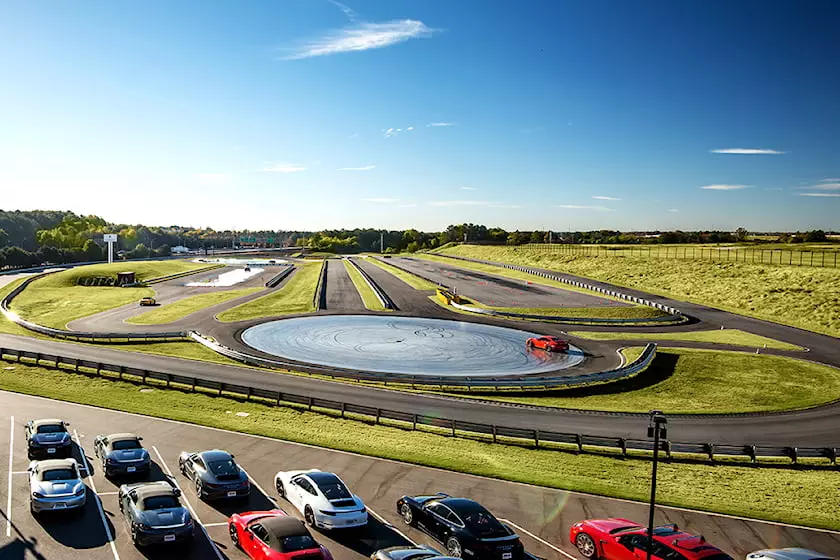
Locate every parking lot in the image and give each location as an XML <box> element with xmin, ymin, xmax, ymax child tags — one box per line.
<box><xmin>2</xmin><ymin>390</ymin><xmax>838</xmax><ymax>559</ymax></box>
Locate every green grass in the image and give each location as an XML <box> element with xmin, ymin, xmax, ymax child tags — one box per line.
<box><xmin>479</xmin><ymin>304</ymin><xmax>665</xmax><ymax>319</ymax></box>
<box><xmin>217</xmin><ymin>262</ymin><xmax>322</xmax><ymax>321</ymax></box>
<box><xmin>39</xmin><ymin>260</ymin><xmax>208</xmax><ymax>287</ymax></box>
<box><xmin>459</xmin><ymin>347</ymin><xmax>840</xmax><ymax>414</ymax></box>
<box><xmin>366</xmin><ymin>257</ymin><xmax>439</xmax><ymax>290</ymax></box>
<box><xmin>343</xmin><ymin>260</ymin><xmax>389</xmax><ymax>311</ymax></box>
<box><xmin>0</xmin><ymin>360</ymin><xmax>837</xmax><ymax>531</ymax></box>
<box><xmin>570</xmin><ymin>329</ymin><xmax>803</xmax><ymax>350</ymax></box>
<box><xmin>436</xmin><ymin>245</ymin><xmax>840</xmax><ymax>337</ymax></box>
<box><xmin>126</xmin><ymin>287</ymin><xmax>265</xmax><ymax>325</ymax></box>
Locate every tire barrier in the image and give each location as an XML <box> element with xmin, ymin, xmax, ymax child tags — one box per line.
<box><xmin>265</xmin><ymin>265</ymin><xmax>295</xmax><ymax>288</ymax></box>
<box><xmin>1</xmin><ymin>344</ymin><xmax>835</xmax><ymax>467</ymax></box>
<box><xmin>431</xmin><ymin>254</ymin><xmax>687</xmax><ymax>324</ymax></box>
<box><xmin>190</xmin><ymin>331</ymin><xmax>657</xmax><ymax>389</ymax></box>
<box><xmin>314</xmin><ymin>259</ymin><xmax>328</xmax><ymax>311</ymax></box>
<box><xmin>347</xmin><ymin>258</ymin><xmax>396</xmax><ymax>310</ymax></box>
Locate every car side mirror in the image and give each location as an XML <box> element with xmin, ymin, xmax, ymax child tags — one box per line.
<box><xmin>230</xmin><ymin>454</ymin><xmax>235</xmax><ymax>459</ymax></box>
<box><xmin>63</xmin><ymin>422</ymin><xmax>70</xmax><ymax>426</ymax></box>
<box><xmin>138</xmin><ymin>437</ymin><xmax>143</xmax><ymax>441</ymax></box>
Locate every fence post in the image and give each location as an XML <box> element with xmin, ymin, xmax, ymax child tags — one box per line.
<box><xmin>341</xmin><ymin>402</ymin><xmax>346</xmax><ymax>418</ymax></box>
<box><xmin>704</xmin><ymin>443</ymin><xmax>715</xmax><ymax>462</ymax></box>
<box><xmin>246</xmin><ymin>387</ymin><xmax>252</xmax><ymax>401</ymax></box>
<box><xmin>575</xmin><ymin>434</ymin><xmax>583</xmax><ymax>453</ymax></box>
<box><xmin>308</xmin><ymin>396</ymin><xmax>313</xmax><ymax>410</ymax></box>
<box><xmin>376</xmin><ymin>409</ymin><xmax>381</xmax><ymax>424</ymax></box>
<box><xmin>35</xmin><ymin>353</ymin><xmax>41</xmax><ymax>366</ymax></box>
<box><xmin>166</xmin><ymin>374</ymin><xmax>171</xmax><ymax>388</ymax></box>
<box><xmin>534</xmin><ymin>429</ymin><xmax>540</xmax><ymax>448</ymax></box>
<box><xmin>96</xmin><ymin>363</ymin><xmax>102</xmax><ymax>376</ymax></box>
<box><xmin>119</xmin><ymin>366</ymin><xmax>124</xmax><ymax>380</ymax></box>
<box><xmin>492</xmin><ymin>425</ymin><xmax>497</xmax><ymax>443</ymax></box>
<box><xmin>619</xmin><ymin>438</ymin><xmax>627</xmax><ymax>457</ymax></box>
<box><xmin>412</xmin><ymin>414</ymin><xmax>417</xmax><ymax>430</ymax></box>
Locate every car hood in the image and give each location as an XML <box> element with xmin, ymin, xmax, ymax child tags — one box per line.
<box><xmin>35</xmin><ymin>479</ymin><xmax>84</xmax><ymax>497</ymax></box>
<box><xmin>109</xmin><ymin>448</ymin><xmax>149</xmax><ymax>462</ymax></box>
<box><xmin>138</xmin><ymin>507</ymin><xmax>191</xmax><ymax>527</ymax></box>
<box><xmin>30</xmin><ymin>432</ymin><xmax>71</xmax><ymax>445</ymax></box>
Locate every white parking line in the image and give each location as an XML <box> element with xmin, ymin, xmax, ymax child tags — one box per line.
<box><xmin>367</xmin><ymin>506</ymin><xmax>417</xmax><ymax>546</ymax></box>
<box><xmin>6</xmin><ymin>415</ymin><xmax>13</xmax><ymax>537</ymax></box>
<box><xmin>500</xmin><ymin>518</ymin><xmax>577</xmax><ymax>560</ymax></box>
<box><xmin>203</xmin><ymin>522</ymin><xmax>228</xmax><ymax>528</ymax></box>
<box><xmin>74</xmin><ymin>430</ymin><xmax>121</xmax><ymax>560</ymax></box>
<box><xmin>152</xmin><ymin>445</ymin><xmax>225</xmax><ymax>560</ymax></box>
<box><xmin>10</xmin><ymin>471</ymin><xmax>27</xmax><ymax>475</ymax></box>
<box><xmin>97</xmin><ymin>491</ymin><xmax>119</xmax><ymax>496</ymax></box>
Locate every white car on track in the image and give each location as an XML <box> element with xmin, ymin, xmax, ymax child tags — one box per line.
<box><xmin>273</xmin><ymin>469</ymin><xmax>368</xmax><ymax>530</ymax></box>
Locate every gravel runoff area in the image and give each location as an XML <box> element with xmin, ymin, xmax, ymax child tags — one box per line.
<box><xmin>1</xmin><ymin>391</ymin><xmax>838</xmax><ymax>560</ymax></box>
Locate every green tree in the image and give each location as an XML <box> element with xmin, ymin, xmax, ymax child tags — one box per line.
<box><xmin>83</xmin><ymin>239</ymin><xmax>103</xmax><ymax>261</ymax></box>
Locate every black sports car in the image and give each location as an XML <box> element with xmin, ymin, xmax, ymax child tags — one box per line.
<box><xmin>118</xmin><ymin>481</ymin><xmax>195</xmax><ymax>547</ymax></box>
<box><xmin>93</xmin><ymin>433</ymin><xmax>151</xmax><ymax>478</ymax></box>
<box><xmin>371</xmin><ymin>545</ymin><xmax>458</xmax><ymax>560</ymax></box>
<box><xmin>396</xmin><ymin>494</ymin><xmax>524</xmax><ymax>559</ymax></box>
<box><xmin>178</xmin><ymin>449</ymin><xmax>250</xmax><ymax>501</ymax></box>
<box><xmin>25</xmin><ymin>419</ymin><xmax>73</xmax><ymax>459</ymax></box>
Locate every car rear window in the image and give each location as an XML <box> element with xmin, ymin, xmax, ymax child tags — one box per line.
<box><xmin>42</xmin><ymin>468</ymin><xmax>75</xmax><ymax>481</ymax></box>
<box><xmin>112</xmin><ymin>440</ymin><xmax>141</xmax><ymax>450</ymax></box>
<box><xmin>144</xmin><ymin>496</ymin><xmax>180</xmax><ymax>510</ymax></box>
<box><xmin>207</xmin><ymin>459</ymin><xmax>238</xmax><ymax>477</ymax></box>
<box><xmin>37</xmin><ymin>425</ymin><xmax>65</xmax><ymax>434</ymax></box>
<box><xmin>462</xmin><ymin>509</ymin><xmax>507</xmax><ymax>537</ymax></box>
<box><xmin>276</xmin><ymin>535</ymin><xmax>318</xmax><ymax>553</ymax></box>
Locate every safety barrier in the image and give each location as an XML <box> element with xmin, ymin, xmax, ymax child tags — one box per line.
<box><xmin>346</xmin><ymin>258</ymin><xmax>395</xmax><ymax>310</ymax></box>
<box><xmin>314</xmin><ymin>259</ymin><xmax>328</xmax><ymax>310</ymax></box>
<box><xmin>265</xmin><ymin>265</ymin><xmax>295</xmax><ymax>288</ymax></box>
<box><xmin>143</xmin><ymin>263</ymin><xmax>225</xmax><ymax>285</ymax></box>
<box><xmin>0</xmin><ymin>345</ymin><xmax>834</xmax><ymax>467</ymax></box>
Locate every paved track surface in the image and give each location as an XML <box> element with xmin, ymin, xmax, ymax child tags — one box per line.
<box><xmin>324</xmin><ymin>260</ymin><xmax>365</xmax><ymax>312</ymax></box>
<box><xmin>2</xmin><ymin>392</ymin><xmax>838</xmax><ymax>560</ymax></box>
<box><xmin>391</xmin><ymin>257</ymin><xmax>627</xmax><ymax>309</ymax></box>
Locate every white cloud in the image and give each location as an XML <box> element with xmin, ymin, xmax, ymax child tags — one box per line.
<box><xmin>285</xmin><ymin>20</ymin><xmax>435</xmax><ymax>60</ymax></box>
<box><xmin>327</xmin><ymin>0</ymin><xmax>358</xmax><ymax>22</ymax></box>
<box><xmin>592</xmin><ymin>195</ymin><xmax>621</xmax><ymax>201</ymax></box>
<box><xmin>667</xmin><ymin>208</ymin><xmax>679</xmax><ymax>213</ymax></box>
<box><xmin>428</xmin><ymin>200</ymin><xmax>491</xmax><ymax>207</ymax></box>
<box><xmin>383</xmin><ymin>126</ymin><xmax>414</xmax><ymax>138</ymax></box>
<box><xmin>193</xmin><ymin>173</ymin><xmax>232</xmax><ymax>184</ymax></box>
<box><xmin>555</xmin><ymin>204</ymin><xmax>615</xmax><ymax>211</ymax></box>
<box><xmin>361</xmin><ymin>197</ymin><xmax>399</xmax><ymax>203</ymax></box>
<box><xmin>709</xmin><ymin>148</ymin><xmax>785</xmax><ymax>155</ymax></box>
<box><xmin>406</xmin><ymin>126</ymin><xmax>414</xmax><ymax>131</ymax></box>
<box><xmin>700</xmin><ymin>184</ymin><xmax>751</xmax><ymax>191</ymax></box>
<box><xmin>459</xmin><ymin>186</ymin><xmax>476</xmax><ymax>191</ymax></box>
<box><xmin>347</xmin><ymin>133</ymin><xmax>359</xmax><ymax>139</ymax></box>
<box><xmin>799</xmin><ymin>193</ymin><xmax>840</xmax><ymax>198</ymax></box>
<box><xmin>822</xmin><ymin>177</ymin><xmax>840</xmax><ymax>182</ymax></box>
<box><xmin>803</xmin><ymin>182</ymin><xmax>840</xmax><ymax>190</ymax></box>
<box><xmin>488</xmin><ymin>204</ymin><xmax>522</xmax><ymax>209</ymax></box>
<box><xmin>261</xmin><ymin>163</ymin><xmax>306</xmax><ymax>173</ymax></box>
<box><xmin>338</xmin><ymin>165</ymin><xmax>376</xmax><ymax>171</ymax></box>
<box><xmin>428</xmin><ymin>122</ymin><xmax>455</xmax><ymax>127</ymax></box>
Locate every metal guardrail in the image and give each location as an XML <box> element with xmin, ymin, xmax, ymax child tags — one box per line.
<box><xmin>265</xmin><ymin>265</ymin><xmax>295</xmax><ymax>288</ymax></box>
<box><xmin>143</xmin><ymin>263</ymin><xmax>225</xmax><ymax>285</ymax></box>
<box><xmin>314</xmin><ymin>260</ymin><xmax>328</xmax><ymax>310</ymax></box>
<box><xmin>0</xmin><ymin>345</ymin><xmax>835</xmax><ymax>466</ymax></box>
<box><xmin>347</xmin><ymin>258</ymin><xmax>395</xmax><ymax>310</ymax></box>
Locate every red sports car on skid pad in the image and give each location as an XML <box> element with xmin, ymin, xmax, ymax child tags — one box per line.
<box><xmin>229</xmin><ymin>509</ymin><xmax>334</xmax><ymax>560</ymax></box>
<box><xmin>525</xmin><ymin>336</ymin><xmax>569</xmax><ymax>352</ymax></box>
<box><xmin>569</xmin><ymin>519</ymin><xmax>733</xmax><ymax>560</ymax></box>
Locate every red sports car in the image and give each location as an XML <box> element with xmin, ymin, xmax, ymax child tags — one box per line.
<box><xmin>526</xmin><ymin>336</ymin><xmax>569</xmax><ymax>352</ymax></box>
<box><xmin>569</xmin><ymin>519</ymin><xmax>733</xmax><ymax>560</ymax></box>
<box><xmin>229</xmin><ymin>509</ymin><xmax>334</xmax><ymax>560</ymax></box>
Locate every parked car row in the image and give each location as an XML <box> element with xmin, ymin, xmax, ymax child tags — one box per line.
<box><xmin>21</xmin><ymin>418</ymin><xmax>835</xmax><ymax>560</ymax></box>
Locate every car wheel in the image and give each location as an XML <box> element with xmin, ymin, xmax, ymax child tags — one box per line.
<box><xmin>229</xmin><ymin>523</ymin><xmax>239</xmax><ymax>547</ymax></box>
<box><xmin>446</xmin><ymin>537</ymin><xmax>463</xmax><ymax>558</ymax></box>
<box><xmin>276</xmin><ymin>479</ymin><xmax>286</xmax><ymax>498</ymax></box>
<box><xmin>29</xmin><ymin>502</ymin><xmax>37</xmax><ymax>517</ymax></box>
<box><xmin>304</xmin><ymin>506</ymin><xmax>316</xmax><ymax>528</ymax></box>
<box><xmin>575</xmin><ymin>532</ymin><xmax>597</xmax><ymax>559</ymax></box>
<box><xmin>399</xmin><ymin>503</ymin><xmax>414</xmax><ymax>525</ymax></box>
<box><xmin>195</xmin><ymin>479</ymin><xmax>204</xmax><ymax>499</ymax></box>
<box><xmin>131</xmin><ymin>523</ymin><xmax>141</xmax><ymax>546</ymax></box>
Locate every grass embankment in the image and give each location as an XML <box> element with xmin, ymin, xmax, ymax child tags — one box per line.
<box><xmin>8</xmin><ymin>261</ymin><xmax>209</xmax><ymax>329</ymax></box>
<box><xmin>460</xmin><ymin>347</ymin><xmax>840</xmax><ymax>414</ymax></box>
<box><xmin>126</xmin><ymin>287</ymin><xmax>265</xmax><ymax>325</ymax></box>
<box><xmin>343</xmin><ymin>260</ymin><xmax>389</xmax><ymax>311</ymax></box>
<box><xmin>435</xmin><ymin>245</ymin><xmax>840</xmax><ymax>337</ymax></box>
<box><xmin>0</xmin><ymin>361</ymin><xmax>836</xmax><ymax>531</ymax></box>
<box><xmin>570</xmin><ymin>329</ymin><xmax>803</xmax><ymax>350</ymax></box>
<box><xmin>217</xmin><ymin>262</ymin><xmax>322</xmax><ymax>321</ymax></box>
<box><xmin>477</xmin><ymin>304</ymin><xmax>665</xmax><ymax>319</ymax></box>
<box><xmin>366</xmin><ymin>257</ymin><xmax>439</xmax><ymax>290</ymax></box>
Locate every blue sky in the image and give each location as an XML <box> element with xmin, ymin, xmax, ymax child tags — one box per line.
<box><xmin>1</xmin><ymin>0</ymin><xmax>838</xmax><ymax>232</ymax></box>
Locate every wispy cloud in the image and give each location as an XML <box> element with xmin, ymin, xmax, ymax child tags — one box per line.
<box><xmin>489</xmin><ymin>204</ymin><xmax>522</xmax><ymax>209</ymax></box>
<box><xmin>822</xmin><ymin>177</ymin><xmax>840</xmax><ymax>182</ymax></box>
<box><xmin>800</xmin><ymin>182</ymin><xmax>840</xmax><ymax>191</ymax></box>
<box><xmin>428</xmin><ymin>122</ymin><xmax>455</xmax><ymax>127</ymax></box>
<box><xmin>709</xmin><ymin>148</ymin><xmax>785</xmax><ymax>155</ymax></box>
<box><xmin>592</xmin><ymin>195</ymin><xmax>621</xmax><ymax>201</ymax></box>
<box><xmin>555</xmin><ymin>204</ymin><xmax>615</xmax><ymax>211</ymax></box>
<box><xmin>362</xmin><ymin>197</ymin><xmax>399</xmax><ymax>203</ymax></box>
<box><xmin>285</xmin><ymin>20</ymin><xmax>435</xmax><ymax>60</ymax></box>
<box><xmin>700</xmin><ymin>184</ymin><xmax>751</xmax><ymax>191</ymax></box>
<box><xmin>428</xmin><ymin>200</ymin><xmax>491</xmax><ymax>207</ymax></box>
<box><xmin>327</xmin><ymin>0</ymin><xmax>358</xmax><ymax>22</ymax></box>
<box><xmin>261</xmin><ymin>163</ymin><xmax>306</xmax><ymax>173</ymax></box>
<box><xmin>667</xmin><ymin>208</ymin><xmax>679</xmax><ymax>213</ymax></box>
<box><xmin>459</xmin><ymin>186</ymin><xmax>476</xmax><ymax>191</ymax></box>
<box><xmin>799</xmin><ymin>192</ymin><xmax>840</xmax><ymax>198</ymax></box>
<box><xmin>383</xmin><ymin>126</ymin><xmax>415</xmax><ymax>138</ymax></box>
<box><xmin>338</xmin><ymin>165</ymin><xmax>376</xmax><ymax>171</ymax></box>
<box><xmin>193</xmin><ymin>173</ymin><xmax>232</xmax><ymax>184</ymax></box>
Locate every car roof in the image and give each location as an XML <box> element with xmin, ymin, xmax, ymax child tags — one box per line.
<box><xmin>34</xmin><ymin>458</ymin><xmax>77</xmax><ymax>471</ymax></box>
<box><xmin>307</xmin><ymin>471</ymin><xmax>342</xmax><ymax>486</ymax></box>
<box><xmin>106</xmin><ymin>433</ymin><xmax>140</xmax><ymax>443</ymax></box>
<box><xmin>260</xmin><ymin>515</ymin><xmax>310</xmax><ymax>538</ymax></box>
<box><xmin>438</xmin><ymin>497</ymin><xmax>484</xmax><ymax>513</ymax></box>
<box><xmin>31</xmin><ymin>418</ymin><xmax>65</xmax><ymax>428</ymax></box>
<box><xmin>131</xmin><ymin>483</ymin><xmax>179</xmax><ymax>501</ymax></box>
<box><xmin>199</xmin><ymin>449</ymin><xmax>233</xmax><ymax>462</ymax></box>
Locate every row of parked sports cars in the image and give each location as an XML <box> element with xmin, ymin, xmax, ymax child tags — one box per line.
<box><xmin>24</xmin><ymin>418</ymin><xmax>834</xmax><ymax>560</ymax></box>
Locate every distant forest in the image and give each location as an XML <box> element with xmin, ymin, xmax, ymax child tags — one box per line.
<box><xmin>0</xmin><ymin>209</ymin><xmax>833</xmax><ymax>269</ymax></box>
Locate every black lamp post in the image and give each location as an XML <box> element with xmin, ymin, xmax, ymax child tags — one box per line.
<box><xmin>646</xmin><ymin>410</ymin><xmax>667</xmax><ymax>560</ymax></box>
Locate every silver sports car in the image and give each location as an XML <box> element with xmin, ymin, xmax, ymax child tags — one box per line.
<box><xmin>28</xmin><ymin>458</ymin><xmax>87</xmax><ymax>514</ymax></box>
<box><xmin>747</xmin><ymin>549</ymin><xmax>836</xmax><ymax>560</ymax></box>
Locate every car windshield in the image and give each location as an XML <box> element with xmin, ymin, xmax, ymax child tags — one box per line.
<box><xmin>275</xmin><ymin>535</ymin><xmax>318</xmax><ymax>553</ymax></box>
<box><xmin>462</xmin><ymin>508</ymin><xmax>506</xmax><ymax>536</ymax></box>
<box><xmin>42</xmin><ymin>468</ymin><xmax>75</xmax><ymax>481</ymax></box>
<box><xmin>112</xmin><ymin>440</ymin><xmax>141</xmax><ymax>450</ymax></box>
<box><xmin>207</xmin><ymin>459</ymin><xmax>238</xmax><ymax>476</ymax></box>
<box><xmin>37</xmin><ymin>425</ymin><xmax>65</xmax><ymax>434</ymax></box>
<box><xmin>144</xmin><ymin>496</ymin><xmax>180</xmax><ymax>510</ymax></box>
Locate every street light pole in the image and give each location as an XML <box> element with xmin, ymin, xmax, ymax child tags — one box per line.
<box><xmin>646</xmin><ymin>410</ymin><xmax>667</xmax><ymax>560</ymax></box>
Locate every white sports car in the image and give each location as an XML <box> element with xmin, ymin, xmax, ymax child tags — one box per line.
<box><xmin>273</xmin><ymin>469</ymin><xmax>368</xmax><ymax>530</ymax></box>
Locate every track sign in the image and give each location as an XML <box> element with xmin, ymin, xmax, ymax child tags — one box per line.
<box><xmin>103</xmin><ymin>234</ymin><xmax>118</xmax><ymax>242</ymax></box>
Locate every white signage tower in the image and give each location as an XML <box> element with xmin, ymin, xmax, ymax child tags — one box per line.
<box><xmin>103</xmin><ymin>234</ymin><xmax>118</xmax><ymax>264</ymax></box>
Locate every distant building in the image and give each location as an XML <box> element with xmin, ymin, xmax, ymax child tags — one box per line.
<box><xmin>172</xmin><ymin>245</ymin><xmax>190</xmax><ymax>254</ymax></box>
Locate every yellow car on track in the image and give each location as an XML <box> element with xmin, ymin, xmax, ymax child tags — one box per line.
<box><xmin>139</xmin><ymin>297</ymin><xmax>156</xmax><ymax>306</ymax></box>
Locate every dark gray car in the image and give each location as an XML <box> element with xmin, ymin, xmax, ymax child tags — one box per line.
<box><xmin>178</xmin><ymin>449</ymin><xmax>250</xmax><ymax>501</ymax></box>
<box><xmin>93</xmin><ymin>433</ymin><xmax>151</xmax><ymax>478</ymax></box>
<box><xmin>25</xmin><ymin>418</ymin><xmax>73</xmax><ymax>459</ymax></box>
<box><xmin>371</xmin><ymin>545</ymin><xmax>457</xmax><ymax>560</ymax></box>
<box><xmin>118</xmin><ymin>481</ymin><xmax>195</xmax><ymax>547</ymax></box>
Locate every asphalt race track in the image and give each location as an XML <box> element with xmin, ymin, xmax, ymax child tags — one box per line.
<box><xmin>240</xmin><ymin>315</ymin><xmax>585</xmax><ymax>376</ymax></box>
<box><xmin>324</xmin><ymin>260</ymin><xmax>365</xmax><ymax>312</ymax></box>
<box><xmin>2</xmin><ymin>392</ymin><xmax>838</xmax><ymax>560</ymax></box>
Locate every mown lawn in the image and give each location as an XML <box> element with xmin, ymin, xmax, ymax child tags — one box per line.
<box><xmin>217</xmin><ymin>262</ymin><xmax>322</xmax><ymax>321</ymax></box>
<box><xmin>435</xmin><ymin>245</ymin><xmax>840</xmax><ymax>337</ymax></box>
<box><xmin>126</xmin><ymin>287</ymin><xmax>264</xmax><ymax>325</ymax></box>
<box><xmin>344</xmin><ymin>260</ymin><xmax>389</xmax><ymax>311</ymax></box>
<box><xmin>569</xmin><ymin>329</ymin><xmax>802</xmax><ymax>350</ymax></box>
<box><xmin>366</xmin><ymin>257</ymin><xmax>439</xmax><ymax>290</ymax></box>
<box><xmin>0</xmin><ymin>360</ymin><xmax>837</xmax><ymax>531</ymax></box>
<box><xmin>460</xmin><ymin>347</ymin><xmax>840</xmax><ymax>414</ymax></box>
